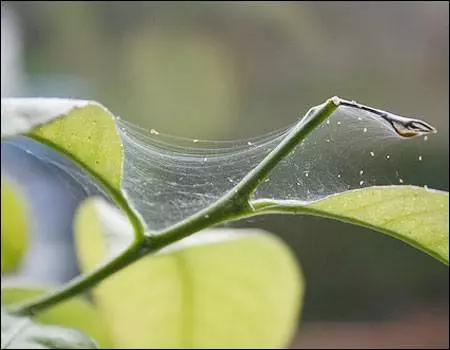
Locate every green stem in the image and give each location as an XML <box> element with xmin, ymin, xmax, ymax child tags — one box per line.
<box><xmin>9</xmin><ymin>243</ymin><xmax>145</xmax><ymax>316</ymax></box>
<box><xmin>9</xmin><ymin>97</ymin><xmax>339</xmax><ymax>317</ymax></box>
<box><xmin>149</xmin><ymin>96</ymin><xmax>339</xmax><ymax>246</ymax></box>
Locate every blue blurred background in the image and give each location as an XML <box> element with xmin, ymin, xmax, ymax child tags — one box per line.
<box><xmin>1</xmin><ymin>2</ymin><xmax>448</xmax><ymax>348</ymax></box>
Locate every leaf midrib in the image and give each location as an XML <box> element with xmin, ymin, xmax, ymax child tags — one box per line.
<box><xmin>1</xmin><ymin>315</ymin><xmax>31</xmax><ymax>348</ymax></box>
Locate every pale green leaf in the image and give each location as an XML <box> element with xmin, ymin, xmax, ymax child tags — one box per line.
<box><xmin>1</xmin><ymin>308</ymin><xmax>98</xmax><ymax>349</ymax></box>
<box><xmin>1</xmin><ymin>98</ymin><xmax>123</xmax><ymax>192</ymax></box>
<box><xmin>1</xmin><ymin>179</ymin><xmax>29</xmax><ymax>273</ymax></box>
<box><xmin>74</xmin><ymin>198</ymin><xmax>303</xmax><ymax>349</ymax></box>
<box><xmin>1</xmin><ymin>288</ymin><xmax>113</xmax><ymax>349</ymax></box>
<box><xmin>252</xmin><ymin>186</ymin><xmax>449</xmax><ymax>264</ymax></box>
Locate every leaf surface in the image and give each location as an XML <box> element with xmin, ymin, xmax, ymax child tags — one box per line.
<box><xmin>75</xmin><ymin>198</ymin><xmax>303</xmax><ymax>349</ymax></box>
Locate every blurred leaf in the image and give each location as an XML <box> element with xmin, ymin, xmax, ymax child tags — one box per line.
<box><xmin>1</xmin><ymin>179</ymin><xmax>29</xmax><ymax>273</ymax></box>
<box><xmin>1</xmin><ymin>288</ymin><xmax>113</xmax><ymax>348</ymax></box>
<box><xmin>1</xmin><ymin>308</ymin><xmax>98</xmax><ymax>349</ymax></box>
<box><xmin>75</xmin><ymin>198</ymin><xmax>303</xmax><ymax>349</ymax></box>
<box><xmin>1</xmin><ymin>98</ymin><xmax>123</xmax><ymax>191</ymax></box>
<box><xmin>254</xmin><ymin>186</ymin><xmax>449</xmax><ymax>264</ymax></box>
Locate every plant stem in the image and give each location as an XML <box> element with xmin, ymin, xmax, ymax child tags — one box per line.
<box><xmin>9</xmin><ymin>97</ymin><xmax>339</xmax><ymax>316</ymax></box>
<box><xmin>149</xmin><ymin>97</ymin><xmax>339</xmax><ymax>245</ymax></box>
<box><xmin>9</xmin><ymin>243</ymin><xmax>146</xmax><ymax>317</ymax></box>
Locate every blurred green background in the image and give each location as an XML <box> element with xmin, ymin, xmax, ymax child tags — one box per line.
<box><xmin>2</xmin><ymin>1</ymin><xmax>448</xmax><ymax>348</ymax></box>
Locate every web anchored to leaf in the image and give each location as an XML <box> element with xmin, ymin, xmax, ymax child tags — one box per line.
<box><xmin>116</xmin><ymin>97</ymin><xmax>437</xmax><ymax>232</ymax></box>
<box><xmin>3</xmin><ymin>97</ymin><xmax>437</xmax><ymax>233</ymax></box>
<box><xmin>2</xmin><ymin>96</ymin><xmax>447</xmax><ymax>320</ymax></box>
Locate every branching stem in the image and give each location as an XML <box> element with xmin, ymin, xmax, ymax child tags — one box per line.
<box><xmin>9</xmin><ymin>96</ymin><xmax>354</xmax><ymax>316</ymax></box>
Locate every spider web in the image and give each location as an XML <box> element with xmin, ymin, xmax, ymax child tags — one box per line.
<box><xmin>117</xmin><ymin>103</ymin><xmax>435</xmax><ymax>232</ymax></box>
<box><xmin>2</xmin><ymin>101</ymin><xmax>436</xmax><ymax>233</ymax></box>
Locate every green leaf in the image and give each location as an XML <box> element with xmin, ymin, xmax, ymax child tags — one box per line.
<box><xmin>74</xmin><ymin>198</ymin><xmax>303</xmax><ymax>349</ymax></box>
<box><xmin>1</xmin><ymin>179</ymin><xmax>29</xmax><ymax>273</ymax></box>
<box><xmin>1</xmin><ymin>98</ymin><xmax>123</xmax><ymax>194</ymax></box>
<box><xmin>253</xmin><ymin>186</ymin><xmax>449</xmax><ymax>264</ymax></box>
<box><xmin>1</xmin><ymin>288</ymin><xmax>113</xmax><ymax>348</ymax></box>
<box><xmin>1</xmin><ymin>308</ymin><xmax>98</xmax><ymax>349</ymax></box>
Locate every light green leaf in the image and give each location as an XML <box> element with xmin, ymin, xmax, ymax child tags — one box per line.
<box><xmin>1</xmin><ymin>98</ymin><xmax>123</xmax><ymax>194</ymax></box>
<box><xmin>1</xmin><ymin>179</ymin><xmax>29</xmax><ymax>273</ymax></box>
<box><xmin>252</xmin><ymin>186</ymin><xmax>449</xmax><ymax>264</ymax></box>
<box><xmin>1</xmin><ymin>308</ymin><xmax>98</xmax><ymax>349</ymax></box>
<box><xmin>74</xmin><ymin>198</ymin><xmax>303</xmax><ymax>349</ymax></box>
<box><xmin>1</xmin><ymin>288</ymin><xmax>113</xmax><ymax>348</ymax></box>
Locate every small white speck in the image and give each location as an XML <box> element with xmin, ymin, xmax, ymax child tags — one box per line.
<box><xmin>228</xmin><ymin>178</ymin><xmax>234</xmax><ymax>183</ymax></box>
<box><xmin>264</xmin><ymin>178</ymin><xmax>270</xmax><ymax>183</ymax></box>
<box><xmin>337</xmin><ymin>174</ymin><xmax>341</xmax><ymax>178</ymax></box>
<box><xmin>305</xmin><ymin>172</ymin><xmax>309</xmax><ymax>177</ymax></box>
<box><xmin>203</xmin><ymin>157</ymin><xmax>208</xmax><ymax>162</ymax></box>
<box><xmin>399</xmin><ymin>178</ymin><xmax>404</xmax><ymax>184</ymax></box>
<box><xmin>359</xmin><ymin>180</ymin><xmax>364</xmax><ymax>186</ymax></box>
<box><xmin>363</xmin><ymin>128</ymin><xmax>368</xmax><ymax>133</ymax></box>
<box><xmin>386</xmin><ymin>154</ymin><xmax>390</xmax><ymax>159</ymax></box>
<box><xmin>193</xmin><ymin>139</ymin><xmax>199</xmax><ymax>143</ymax></box>
<box><xmin>358</xmin><ymin>117</ymin><xmax>363</xmax><ymax>121</ymax></box>
<box><xmin>326</xmin><ymin>139</ymin><xmax>330</xmax><ymax>143</ymax></box>
<box><xmin>247</xmin><ymin>141</ymin><xmax>253</xmax><ymax>146</ymax></box>
<box><xmin>150</xmin><ymin>129</ymin><xmax>159</xmax><ymax>135</ymax></box>
<box><xmin>204</xmin><ymin>214</ymin><xmax>210</xmax><ymax>219</ymax></box>
<box><xmin>359</xmin><ymin>170</ymin><xmax>364</xmax><ymax>176</ymax></box>
<box><xmin>326</xmin><ymin>120</ymin><xmax>330</xmax><ymax>125</ymax></box>
<box><xmin>418</xmin><ymin>155</ymin><xmax>422</xmax><ymax>161</ymax></box>
<box><xmin>424</xmin><ymin>136</ymin><xmax>428</xmax><ymax>141</ymax></box>
<box><xmin>337</xmin><ymin>121</ymin><xmax>341</xmax><ymax>125</ymax></box>
<box><xmin>370</xmin><ymin>151</ymin><xmax>375</xmax><ymax>157</ymax></box>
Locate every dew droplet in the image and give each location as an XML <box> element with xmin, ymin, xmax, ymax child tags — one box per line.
<box><xmin>150</xmin><ymin>129</ymin><xmax>159</xmax><ymax>135</ymax></box>
<box><xmin>399</xmin><ymin>178</ymin><xmax>404</xmax><ymax>184</ymax></box>
<box><xmin>418</xmin><ymin>155</ymin><xmax>422</xmax><ymax>161</ymax></box>
<box><xmin>193</xmin><ymin>139</ymin><xmax>199</xmax><ymax>143</ymax></box>
<box><xmin>358</xmin><ymin>117</ymin><xmax>363</xmax><ymax>121</ymax></box>
<box><xmin>363</xmin><ymin>128</ymin><xmax>368</xmax><ymax>133</ymax></box>
<box><xmin>204</xmin><ymin>214</ymin><xmax>210</xmax><ymax>219</ymax></box>
<box><xmin>370</xmin><ymin>151</ymin><xmax>375</xmax><ymax>157</ymax></box>
<box><xmin>359</xmin><ymin>180</ymin><xmax>364</xmax><ymax>186</ymax></box>
<box><xmin>326</xmin><ymin>120</ymin><xmax>331</xmax><ymax>125</ymax></box>
<box><xmin>359</xmin><ymin>170</ymin><xmax>364</xmax><ymax>176</ymax></box>
<box><xmin>204</xmin><ymin>157</ymin><xmax>208</xmax><ymax>162</ymax></box>
<box><xmin>337</xmin><ymin>121</ymin><xmax>341</xmax><ymax>125</ymax></box>
<box><xmin>247</xmin><ymin>141</ymin><xmax>253</xmax><ymax>146</ymax></box>
<box><xmin>337</xmin><ymin>174</ymin><xmax>341</xmax><ymax>178</ymax></box>
<box><xmin>386</xmin><ymin>154</ymin><xmax>390</xmax><ymax>159</ymax></box>
<box><xmin>305</xmin><ymin>172</ymin><xmax>309</xmax><ymax>177</ymax></box>
<box><xmin>264</xmin><ymin>178</ymin><xmax>270</xmax><ymax>183</ymax></box>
